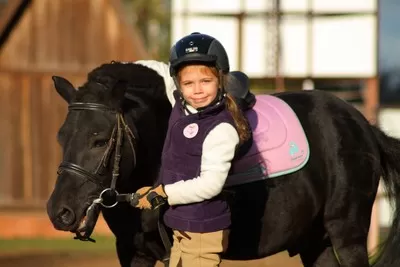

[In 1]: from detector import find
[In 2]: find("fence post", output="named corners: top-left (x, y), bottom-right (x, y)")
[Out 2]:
top-left (21, 74), bottom-right (33, 202)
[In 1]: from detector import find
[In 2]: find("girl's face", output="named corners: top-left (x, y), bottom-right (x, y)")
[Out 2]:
top-left (178, 65), bottom-right (219, 109)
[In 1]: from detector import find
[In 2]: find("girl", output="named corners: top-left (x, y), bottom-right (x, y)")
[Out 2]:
top-left (135, 32), bottom-right (251, 267)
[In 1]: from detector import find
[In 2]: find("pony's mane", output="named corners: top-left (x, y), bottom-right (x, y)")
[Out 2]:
top-left (74, 61), bottom-right (167, 103)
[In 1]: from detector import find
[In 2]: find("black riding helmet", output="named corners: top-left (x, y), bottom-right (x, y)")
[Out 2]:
top-left (169, 32), bottom-right (230, 78)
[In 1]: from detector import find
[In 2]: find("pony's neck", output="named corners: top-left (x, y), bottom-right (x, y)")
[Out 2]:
top-left (118, 107), bottom-right (162, 193)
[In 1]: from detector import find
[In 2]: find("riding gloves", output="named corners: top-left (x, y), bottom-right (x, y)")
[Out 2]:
top-left (135, 184), bottom-right (167, 210)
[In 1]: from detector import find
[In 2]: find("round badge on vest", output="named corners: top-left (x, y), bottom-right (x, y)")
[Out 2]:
top-left (183, 123), bottom-right (199, 139)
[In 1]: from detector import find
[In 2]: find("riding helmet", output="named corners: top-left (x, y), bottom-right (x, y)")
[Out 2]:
top-left (169, 32), bottom-right (230, 77)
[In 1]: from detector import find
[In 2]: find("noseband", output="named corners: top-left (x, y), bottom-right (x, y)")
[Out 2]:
top-left (58, 102), bottom-right (138, 207)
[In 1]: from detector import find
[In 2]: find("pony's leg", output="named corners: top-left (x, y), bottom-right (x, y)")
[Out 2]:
top-left (324, 223), bottom-right (369, 267)
top-left (311, 247), bottom-right (340, 267)
top-left (321, 152), bottom-right (380, 267)
top-left (299, 239), bottom-right (340, 267)
top-left (115, 233), bottom-right (158, 267)
top-left (323, 190), bottom-right (374, 266)
top-left (325, 221), bottom-right (370, 267)
top-left (162, 259), bottom-right (170, 267)
top-left (130, 254), bottom-right (157, 267)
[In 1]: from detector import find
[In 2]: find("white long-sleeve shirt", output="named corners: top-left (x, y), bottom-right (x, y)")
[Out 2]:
top-left (134, 60), bottom-right (239, 206)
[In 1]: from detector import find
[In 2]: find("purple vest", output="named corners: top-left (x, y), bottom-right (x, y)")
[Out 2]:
top-left (159, 95), bottom-right (236, 233)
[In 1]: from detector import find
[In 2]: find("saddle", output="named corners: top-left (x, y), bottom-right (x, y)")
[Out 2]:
top-left (225, 71), bottom-right (256, 111)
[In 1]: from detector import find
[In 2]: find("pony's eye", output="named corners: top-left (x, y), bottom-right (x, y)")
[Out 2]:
top-left (93, 139), bottom-right (108, 148)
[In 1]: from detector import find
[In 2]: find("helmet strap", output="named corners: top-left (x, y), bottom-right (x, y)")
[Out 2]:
top-left (218, 70), bottom-right (225, 92)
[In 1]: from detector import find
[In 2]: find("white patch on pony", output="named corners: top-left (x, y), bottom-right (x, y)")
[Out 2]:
top-left (134, 60), bottom-right (176, 106)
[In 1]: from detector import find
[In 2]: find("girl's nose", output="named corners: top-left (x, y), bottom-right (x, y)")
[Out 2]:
top-left (193, 83), bottom-right (202, 93)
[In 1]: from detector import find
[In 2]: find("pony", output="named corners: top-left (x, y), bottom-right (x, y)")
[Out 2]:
top-left (47, 62), bottom-right (172, 266)
top-left (47, 61), bottom-right (400, 267)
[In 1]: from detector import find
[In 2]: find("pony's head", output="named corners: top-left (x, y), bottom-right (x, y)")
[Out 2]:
top-left (46, 62), bottom-right (171, 239)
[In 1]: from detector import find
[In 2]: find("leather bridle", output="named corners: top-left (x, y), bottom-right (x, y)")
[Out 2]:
top-left (56, 97), bottom-right (172, 264)
top-left (57, 101), bottom-right (139, 240)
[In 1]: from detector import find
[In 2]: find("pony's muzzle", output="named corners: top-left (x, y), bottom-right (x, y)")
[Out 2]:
top-left (56, 206), bottom-right (76, 227)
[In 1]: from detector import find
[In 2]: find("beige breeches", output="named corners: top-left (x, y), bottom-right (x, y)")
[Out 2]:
top-left (168, 229), bottom-right (229, 267)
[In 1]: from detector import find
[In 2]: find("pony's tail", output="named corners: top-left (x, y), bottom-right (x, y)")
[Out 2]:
top-left (370, 125), bottom-right (400, 267)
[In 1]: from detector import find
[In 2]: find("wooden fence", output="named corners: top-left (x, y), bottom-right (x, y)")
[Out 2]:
top-left (0, 70), bottom-right (87, 208)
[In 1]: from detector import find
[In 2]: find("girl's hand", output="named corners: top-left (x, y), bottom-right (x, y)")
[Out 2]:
top-left (134, 185), bottom-right (167, 210)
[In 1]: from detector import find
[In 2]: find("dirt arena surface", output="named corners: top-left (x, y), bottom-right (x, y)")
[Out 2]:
top-left (0, 211), bottom-right (303, 266)
top-left (0, 251), bottom-right (303, 267)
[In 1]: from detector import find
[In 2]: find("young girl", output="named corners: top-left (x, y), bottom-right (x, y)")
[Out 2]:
top-left (134, 32), bottom-right (251, 267)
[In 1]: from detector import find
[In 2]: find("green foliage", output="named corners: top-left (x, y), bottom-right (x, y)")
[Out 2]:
top-left (122, 0), bottom-right (171, 61)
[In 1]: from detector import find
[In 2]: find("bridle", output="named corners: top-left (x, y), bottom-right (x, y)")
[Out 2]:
top-left (56, 94), bottom-right (172, 263)
top-left (57, 101), bottom-right (140, 240)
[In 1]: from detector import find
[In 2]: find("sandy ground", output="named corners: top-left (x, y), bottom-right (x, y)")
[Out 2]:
top-left (0, 251), bottom-right (303, 267)
top-left (0, 212), bottom-right (303, 266)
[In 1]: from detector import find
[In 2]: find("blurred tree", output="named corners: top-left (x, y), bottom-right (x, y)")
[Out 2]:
top-left (122, 0), bottom-right (171, 62)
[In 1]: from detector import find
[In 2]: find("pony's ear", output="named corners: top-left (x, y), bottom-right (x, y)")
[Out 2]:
top-left (52, 76), bottom-right (76, 103)
top-left (110, 80), bottom-right (128, 110)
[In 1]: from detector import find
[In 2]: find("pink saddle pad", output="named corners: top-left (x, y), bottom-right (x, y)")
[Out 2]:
top-left (226, 95), bottom-right (310, 187)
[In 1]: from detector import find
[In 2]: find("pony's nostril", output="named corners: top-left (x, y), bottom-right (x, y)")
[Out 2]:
top-left (57, 206), bottom-right (76, 226)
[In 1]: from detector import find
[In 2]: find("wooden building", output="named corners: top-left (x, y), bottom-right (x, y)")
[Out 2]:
top-left (0, 0), bottom-right (149, 208)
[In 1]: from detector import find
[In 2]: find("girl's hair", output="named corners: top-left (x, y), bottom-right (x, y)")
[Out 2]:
top-left (178, 65), bottom-right (251, 144)
top-left (225, 92), bottom-right (251, 144)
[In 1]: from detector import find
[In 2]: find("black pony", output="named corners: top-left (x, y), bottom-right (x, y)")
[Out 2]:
top-left (47, 61), bottom-right (400, 267)
top-left (47, 62), bottom-right (172, 266)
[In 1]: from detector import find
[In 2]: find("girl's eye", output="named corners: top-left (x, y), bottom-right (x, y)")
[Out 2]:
top-left (202, 79), bottom-right (212, 83)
